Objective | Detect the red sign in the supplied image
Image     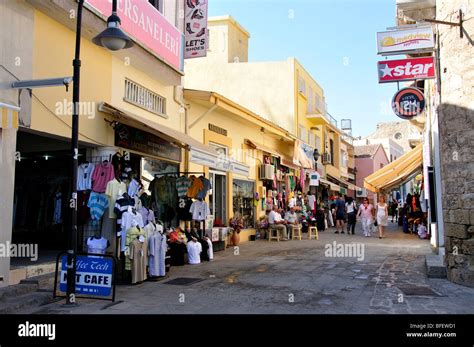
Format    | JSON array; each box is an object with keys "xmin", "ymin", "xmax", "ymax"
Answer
[
  {"xmin": 378, "ymin": 57, "xmax": 435, "ymax": 83},
  {"xmin": 85, "ymin": 0, "xmax": 184, "ymax": 72}
]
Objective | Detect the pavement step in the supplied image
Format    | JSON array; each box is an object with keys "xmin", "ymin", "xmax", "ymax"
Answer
[
  {"xmin": 0, "ymin": 283, "xmax": 38, "ymax": 302},
  {"xmin": 20, "ymin": 272, "xmax": 56, "ymax": 291},
  {"xmin": 425, "ymin": 254, "xmax": 447, "ymax": 279},
  {"xmin": 0, "ymin": 291, "xmax": 55, "ymax": 314}
]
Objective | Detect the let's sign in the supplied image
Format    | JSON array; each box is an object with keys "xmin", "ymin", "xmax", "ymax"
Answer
[{"xmin": 378, "ymin": 57, "xmax": 435, "ymax": 83}]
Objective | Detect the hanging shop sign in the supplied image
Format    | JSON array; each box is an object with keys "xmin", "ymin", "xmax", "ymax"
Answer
[
  {"xmin": 55, "ymin": 253, "xmax": 116, "ymax": 301},
  {"xmin": 293, "ymin": 140, "xmax": 315, "ymax": 169},
  {"xmin": 392, "ymin": 87, "xmax": 426, "ymax": 120},
  {"xmin": 377, "ymin": 26, "xmax": 434, "ymax": 55},
  {"xmin": 115, "ymin": 123, "xmax": 181, "ymax": 162},
  {"xmin": 184, "ymin": 0, "xmax": 208, "ymax": 59},
  {"xmin": 378, "ymin": 57, "xmax": 435, "ymax": 83},
  {"xmin": 309, "ymin": 172, "xmax": 320, "ymax": 186},
  {"xmin": 85, "ymin": 0, "xmax": 184, "ymax": 72}
]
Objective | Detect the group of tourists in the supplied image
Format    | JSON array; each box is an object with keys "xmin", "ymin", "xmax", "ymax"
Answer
[{"xmin": 332, "ymin": 193, "xmax": 389, "ymax": 239}]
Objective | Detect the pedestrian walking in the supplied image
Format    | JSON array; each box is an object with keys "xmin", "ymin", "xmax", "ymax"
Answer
[
  {"xmin": 345, "ymin": 197, "xmax": 357, "ymax": 235},
  {"xmin": 357, "ymin": 197, "xmax": 374, "ymax": 237},
  {"xmin": 334, "ymin": 193, "xmax": 346, "ymax": 234},
  {"xmin": 390, "ymin": 197, "xmax": 399, "ymax": 223},
  {"xmin": 376, "ymin": 196, "xmax": 389, "ymax": 239}
]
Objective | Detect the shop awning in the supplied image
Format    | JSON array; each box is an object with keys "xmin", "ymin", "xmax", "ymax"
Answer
[
  {"xmin": 99, "ymin": 102, "xmax": 220, "ymax": 164},
  {"xmin": 244, "ymin": 139, "xmax": 283, "ymax": 157},
  {"xmin": 99, "ymin": 102, "xmax": 250, "ymax": 175},
  {"xmin": 319, "ymin": 178, "xmax": 340, "ymax": 191},
  {"xmin": 364, "ymin": 144, "xmax": 423, "ymax": 193},
  {"xmin": 0, "ymin": 102, "xmax": 20, "ymax": 129}
]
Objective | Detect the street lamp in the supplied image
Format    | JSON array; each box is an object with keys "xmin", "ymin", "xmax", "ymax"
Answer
[
  {"xmin": 313, "ymin": 148, "xmax": 320, "ymax": 218},
  {"xmin": 353, "ymin": 167, "xmax": 358, "ymax": 199},
  {"xmin": 66, "ymin": 0, "xmax": 133, "ymax": 306}
]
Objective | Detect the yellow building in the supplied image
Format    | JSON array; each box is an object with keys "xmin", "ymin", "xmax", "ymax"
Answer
[
  {"xmin": 1, "ymin": 0, "xmax": 224, "ymax": 285},
  {"xmin": 183, "ymin": 89, "xmax": 296, "ymax": 241},
  {"xmin": 184, "ymin": 15, "xmax": 356, "ymax": 199}
]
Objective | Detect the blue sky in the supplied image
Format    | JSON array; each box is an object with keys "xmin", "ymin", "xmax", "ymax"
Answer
[{"xmin": 208, "ymin": 0, "xmax": 399, "ymax": 137}]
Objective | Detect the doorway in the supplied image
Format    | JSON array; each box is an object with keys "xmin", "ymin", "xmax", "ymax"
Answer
[{"xmin": 209, "ymin": 171, "xmax": 227, "ymax": 226}]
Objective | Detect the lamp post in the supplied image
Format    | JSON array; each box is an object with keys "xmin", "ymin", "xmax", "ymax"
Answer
[
  {"xmin": 313, "ymin": 148, "xmax": 320, "ymax": 214},
  {"xmin": 353, "ymin": 166, "xmax": 358, "ymax": 199},
  {"xmin": 65, "ymin": 0, "xmax": 133, "ymax": 306}
]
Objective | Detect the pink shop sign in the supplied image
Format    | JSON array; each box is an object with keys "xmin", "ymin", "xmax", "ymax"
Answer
[{"xmin": 85, "ymin": 0, "xmax": 184, "ymax": 72}]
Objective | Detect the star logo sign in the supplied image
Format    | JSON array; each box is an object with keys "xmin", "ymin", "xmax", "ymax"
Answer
[{"xmin": 380, "ymin": 64, "xmax": 393, "ymax": 77}]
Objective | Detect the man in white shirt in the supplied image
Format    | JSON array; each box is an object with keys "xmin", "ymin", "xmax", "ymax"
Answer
[
  {"xmin": 187, "ymin": 240, "xmax": 202, "ymax": 264},
  {"xmin": 268, "ymin": 206, "xmax": 288, "ymax": 240},
  {"xmin": 284, "ymin": 207, "xmax": 300, "ymax": 239}
]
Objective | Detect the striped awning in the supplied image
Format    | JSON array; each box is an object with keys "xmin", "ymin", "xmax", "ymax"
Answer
[{"xmin": 0, "ymin": 102, "xmax": 20, "ymax": 129}]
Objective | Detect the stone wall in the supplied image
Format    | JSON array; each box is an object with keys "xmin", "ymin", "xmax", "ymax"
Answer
[{"xmin": 437, "ymin": 0, "xmax": 474, "ymax": 287}]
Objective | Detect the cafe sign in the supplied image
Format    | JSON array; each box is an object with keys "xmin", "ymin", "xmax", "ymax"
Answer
[
  {"xmin": 377, "ymin": 26, "xmax": 434, "ymax": 55},
  {"xmin": 392, "ymin": 87, "xmax": 426, "ymax": 120}
]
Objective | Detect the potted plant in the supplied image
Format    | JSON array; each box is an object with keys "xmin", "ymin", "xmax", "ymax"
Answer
[{"xmin": 229, "ymin": 213, "xmax": 244, "ymax": 246}]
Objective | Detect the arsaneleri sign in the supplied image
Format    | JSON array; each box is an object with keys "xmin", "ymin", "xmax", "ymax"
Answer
[
  {"xmin": 85, "ymin": 0, "xmax": 184, "ymax": 72},
  {"xmin": 378, "ymin": 57, "xmax": 435, "ymax": 83}
]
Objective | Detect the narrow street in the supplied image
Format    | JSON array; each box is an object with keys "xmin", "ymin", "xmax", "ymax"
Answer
[{"xmin": 23, "ymin": 223, "xmax": 474, "ymax": 314}]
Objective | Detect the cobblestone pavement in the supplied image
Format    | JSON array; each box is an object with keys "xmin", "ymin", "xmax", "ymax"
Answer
[{"xmin": 21, "ymin": 223, "xmax": 474, "ymax": 314}]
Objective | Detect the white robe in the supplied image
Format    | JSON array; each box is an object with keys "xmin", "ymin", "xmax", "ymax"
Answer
[{"xmin": 148, "ymin": 233, "xmax": 167, "ymax": 277}]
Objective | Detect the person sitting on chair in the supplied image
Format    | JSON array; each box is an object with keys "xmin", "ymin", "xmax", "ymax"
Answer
[
  {"xmin": 268, "ymin": 205, "xmax": 288, "ymax": 240},
  {"xmin": 284, "ymin": 206, "xmax": 300, "ymax": 239}
]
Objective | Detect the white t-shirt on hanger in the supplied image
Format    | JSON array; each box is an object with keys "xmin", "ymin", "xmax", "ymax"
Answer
[{"xmin": 187, "ymin": 240, "xmax": 202, "ymax": 265}]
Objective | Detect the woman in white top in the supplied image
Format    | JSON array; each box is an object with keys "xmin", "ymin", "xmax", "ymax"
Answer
[{"xmin": 376, "ymin": 195, "xmax": 389, "ymax": 239}]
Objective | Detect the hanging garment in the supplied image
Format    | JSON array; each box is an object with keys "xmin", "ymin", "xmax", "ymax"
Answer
[
  {"xmin": 308, "ymin": 194, "xmax": 316, "ymax": 212},
  {"xmin": 148, "ymin": 232, "xmax": 167, "ymax": 277},
  {"xmin": 176, "ymin": 197, "xmax": 193, "ymax": 221},
  {"xmin": 300, "ymin": 168, "xmax": 305, "ymax": 192},
  {"xmin": 105, "ymin": 179, "xmax": 127, "ymax": 219},
  {"xmin": 121, "ymin": 209, "xmax": 144, "ymax": 251},
  {"xmin": 125, "ymin": 226, "xmax": 146, "ymax": 269},
  {"xmin": 77, "ymin": 163, "xmax": 95, "ymax": 191},
  {"xmin": 187, "ymin": 175, "xmax": 204, "ymax": 198},
  {"xmin": 176, "ymin": 176, "xmax": 192, "ymax": 198},
  {"xmin": 186, "ymin": 240, "xmax": 202, "ymax": 265},
  {"xmin": 91, "ymin": 161, "xmax": 115, "ymax": 193},
  {"xmin": 127, "ymin": 178, "xmax": 140, "ymax": 197},
  {"xmin": 206, "ymin": 238, "xmax": 213, "ymax": 260},
  {"xmin": 87, "ymin": 192, "xmax": 109, "ymax": 224},
  {"xmin": 196, "ymin": 176, "xmax": 212, "ymax": 199},
  {"xmin": 77, "ymin": 191, "xmax": 91, "ymax": 226},
  {"xmin": 87, "ymin": 236, "xmax": 108, "ymax": 255},
  {"xmin": 129, "ymin": 238, "xmax": 148, "ymax": 284},
  {"xmin": 53, "ymin": 192, "xmax": 62, "ymax": 225},
  {"xmin": 138, "ymin": 207, "xmax": 155, "ymax": 226},
  {"xmin": 114, "ymin": 193, "xmax": 135, "ymax": 228},
  {"xmin": 189, "ymin": 200, "xmax": 210, "ymax": 221}
]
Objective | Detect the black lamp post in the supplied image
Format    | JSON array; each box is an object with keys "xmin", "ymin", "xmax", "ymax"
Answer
[
  {"xmin": 66, "ymin": 0, "xmax": 133, "ymax": 306},
  {"xmin": 313, "ymin": 148, "xmax": 320, "ymax": 214},
  {"xmin": 353, "ymin": 166, "xmax": 358, "ymax": 199}
]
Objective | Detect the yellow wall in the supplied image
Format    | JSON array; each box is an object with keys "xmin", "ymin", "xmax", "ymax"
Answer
[
  {"xmin": 186, "ymin": 99, "xmax": 294, "ymax": 223},
  {"xmin": 31, "ymin": 10, "xmax": 183, "ymax": 149},
  {"xmin": 32, "ymin": 10, "xmax": 113, "ymax": 145}
]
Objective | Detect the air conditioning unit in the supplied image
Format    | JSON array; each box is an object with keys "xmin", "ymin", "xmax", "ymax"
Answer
[
  {"xmin": 259, "ymin": 164, "xmax": 275, "ymax": 180},
  {"xmin": 356, "ymin": 188, "xmax": 368, "ymax": 198},
  {"xmin": 322, "ymin": 153, "xmax": 332, "ymax": 164}
]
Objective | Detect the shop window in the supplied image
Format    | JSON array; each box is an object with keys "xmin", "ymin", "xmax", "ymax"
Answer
[
  {"xmin": 233, "ymin": 179, "xmax": 255, "ymax": 229},
  {"xmin": 148, "ymin": 0, "xmax": 163, "ymax": 13},
  {"xmin": 124, "ymin": 79, "xmax": 166, "ymax": 117}
]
